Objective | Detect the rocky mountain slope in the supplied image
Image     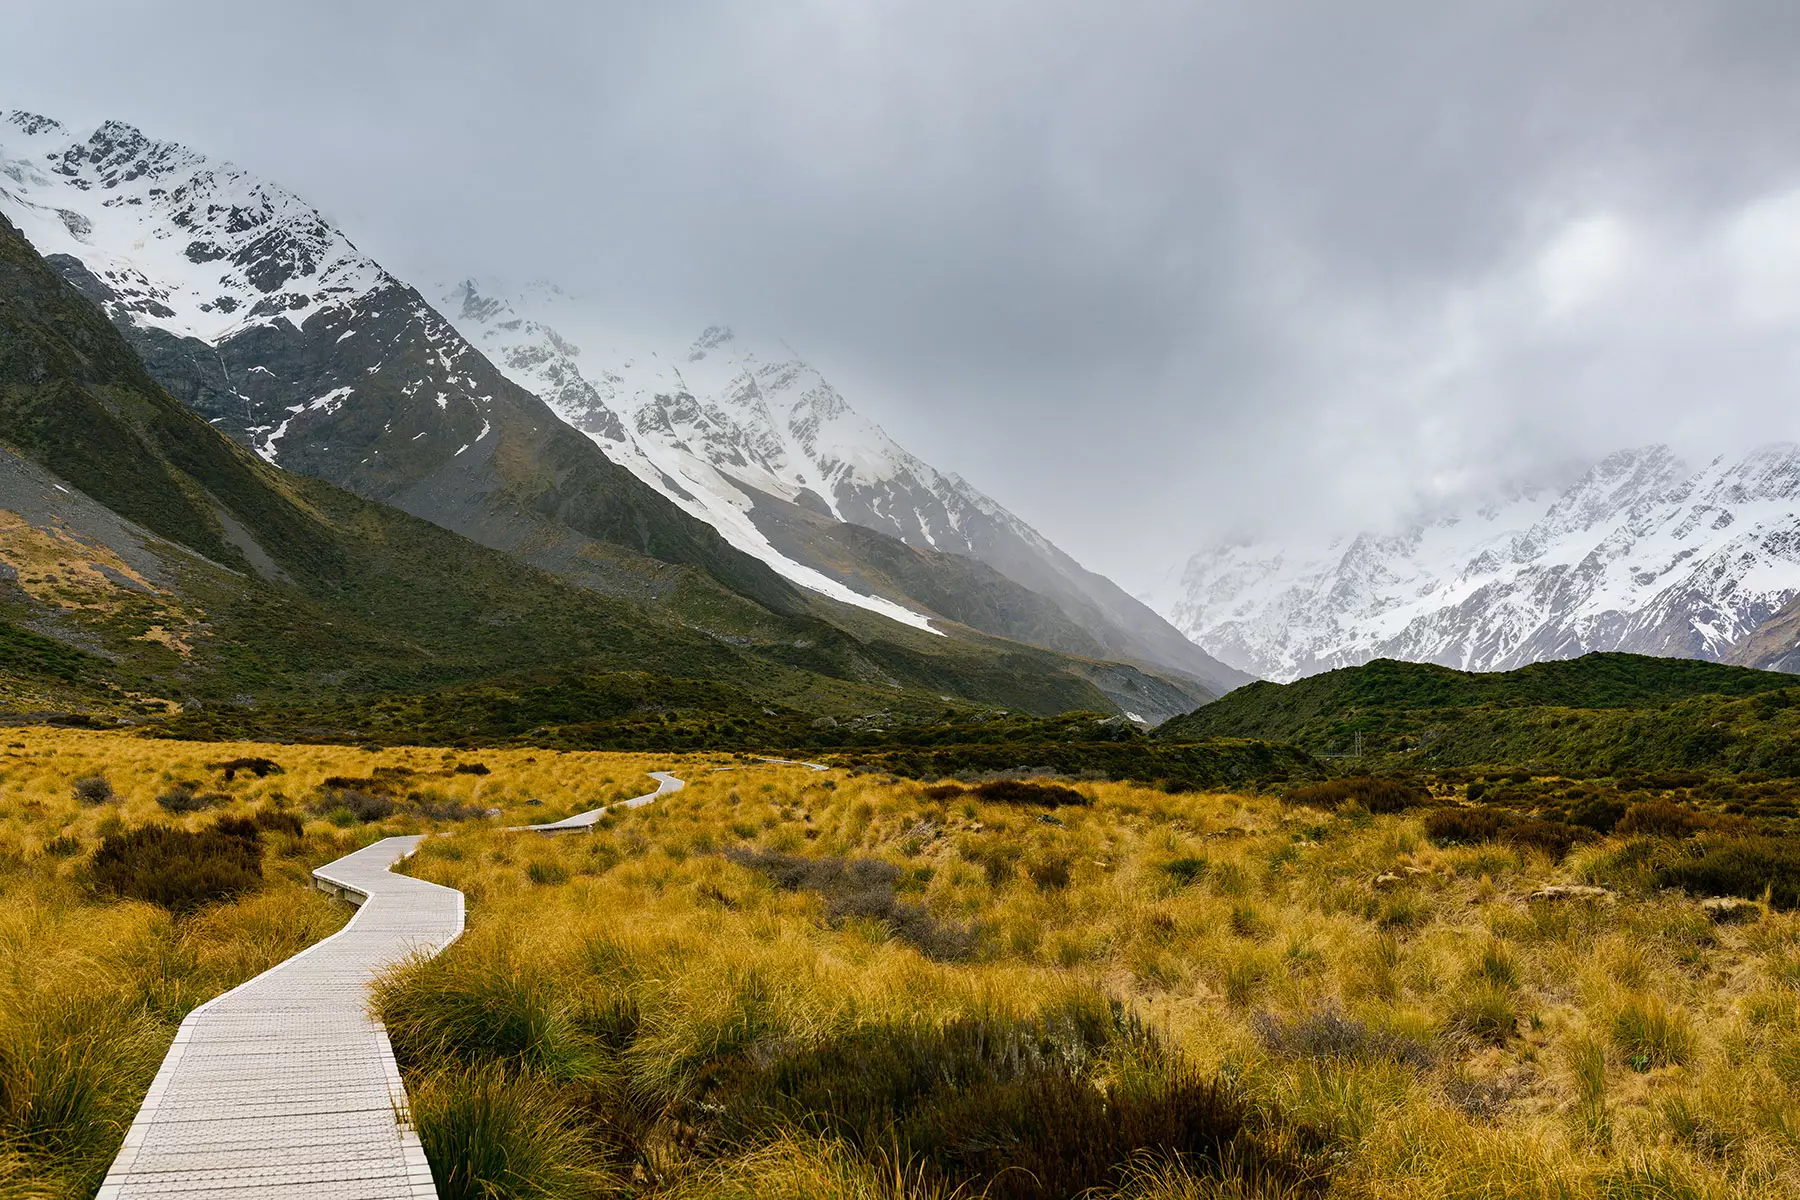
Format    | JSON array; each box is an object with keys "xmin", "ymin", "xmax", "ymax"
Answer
[
  {"xmin": 0, "ymin": 110, "xmax": 821, "ymax": 618},
  {"xmin": 0, "ymin": 206, "xmax": 1201, "ymax": 728},
  {"xmin": 0, "ymin": 111, "xmax": 1234, "ymax": 710},
  {"xmin": 1155, "ymin": 444, "xmax": 1800, "ymax": 681},
  {"xmin": 437, "ymin": 280, "xmax": 1249, "ymax": 695}
]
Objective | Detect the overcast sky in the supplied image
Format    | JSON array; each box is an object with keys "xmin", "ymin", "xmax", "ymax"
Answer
[{"xmin": 9, "ymin": 1, "xmax": 1800, "ymax": 589}]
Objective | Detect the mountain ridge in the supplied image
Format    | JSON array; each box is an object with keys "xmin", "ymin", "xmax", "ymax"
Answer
[{"xmin": 1156, "ymin": 443, "xmax": 1800, "ymax": 682}]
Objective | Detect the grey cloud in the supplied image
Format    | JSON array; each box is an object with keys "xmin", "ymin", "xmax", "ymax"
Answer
[{"xmin": 8, "ymin": 0, "xmax": 1800, "ymax": 588}]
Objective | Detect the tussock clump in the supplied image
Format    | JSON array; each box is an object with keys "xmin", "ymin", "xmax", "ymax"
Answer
[
  {"xmin": 155, "ymin": 783, "xmax": 229, "ymax": 814},
  {"xmin": 89, "ymin": 818, "xmax": 263, "ymax": 912},
  {"xmin": 1251, "ymin": 1006, "xmax": 1434, "ymax": 1070},
  {"xmin": 41, "ymin": 834, "xmax": 81, "ymax": 858},
  {"xmin": 724, "ymin": 848, "xmax": 979, "ymax": 961},
  {"xmin": 1161, "ymin": 856, "xmax": 1209, "ymax": 887},
  {"xmin": 409, "ymin": 1064, "xmax": 608, "ymax": 1199},
  {"xmin": 972, "ymin": 778, "xmax": 1089, "ymax": 807},
  {"xmin": 70, "ymin": 775, "xmax": 113, "ymax": 805},
  {"xmin": 1286, "ymin": 776, "xmax": 1427, "ymax": 813},
  {"xmin": 377, "ymin": 952, "xmax": 592, "ymax": 1079}
]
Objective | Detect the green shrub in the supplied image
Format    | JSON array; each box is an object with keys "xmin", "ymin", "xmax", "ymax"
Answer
[
  {"xmin": 1287, "ymin": 776, "xmax": 1427, "ymax": 813},
  {"xmin": 1251, "ymin": 1006, "xmax": 1433, "ymax": 1069},
  {"xmin": 208, "ymin": 756, "xmax": 282, "ymax": 781},
  {"xmin": 525, "ymin": 862, "xmax": 568, "ymax": 886},
  {"xmin": 377, "ymin": 953, "xmax": 591, "ymax": 1078},
  {"xmin": 312, "ymin": 789, "xmax": 398, "ymax": 823},
  {"xmin": 1568, "ymin": 795, "xmax": 1628, "ymax": 833},
  {"xmin": 1654, "ymin": 836, "xmax": 1800, "ymax": 910},
  {"xmin": 88, "ymin": 819, "xmax": 264, "ymax": 912}
]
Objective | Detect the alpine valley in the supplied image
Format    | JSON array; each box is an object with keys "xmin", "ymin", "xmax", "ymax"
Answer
[{"xmin": 0, "ymin": 110, "xmax": 1243, "ymax": 723}]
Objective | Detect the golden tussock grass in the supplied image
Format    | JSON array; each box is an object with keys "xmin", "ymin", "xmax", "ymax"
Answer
[{"xmin": 5, "ymin": 729, "xmax": 1800, "ymax": 1197}]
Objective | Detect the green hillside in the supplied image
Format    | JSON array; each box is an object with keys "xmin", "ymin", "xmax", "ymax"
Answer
[{"xmin": 1156, "ymin": 653, "xmax": 1800, "ymax": 774}]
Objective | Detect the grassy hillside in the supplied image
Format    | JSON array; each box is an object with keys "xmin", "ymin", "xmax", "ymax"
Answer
[{"xmin": 1158, "ymin": 654, "xmax": 1800, "ymax": 773}]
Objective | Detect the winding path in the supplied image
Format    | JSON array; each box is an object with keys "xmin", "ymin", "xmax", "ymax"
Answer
[{"xmin": 99, "ymin": 770, "xmax": 686, "ymax": 1198}]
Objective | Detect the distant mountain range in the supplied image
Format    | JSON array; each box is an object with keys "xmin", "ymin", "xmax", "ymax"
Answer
[
  {"xmin": 0, "ymin": 110, "xmax": 1234, "ymax": 721},
  {"xmin": 1153, "ymin": 444, "xmax": 1800, "ymax": 681}
]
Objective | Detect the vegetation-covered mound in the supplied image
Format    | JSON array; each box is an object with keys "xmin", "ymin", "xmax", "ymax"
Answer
[{"xmin": 1158, "ymin": 653, "xmax": 1800, "ymax": 775}]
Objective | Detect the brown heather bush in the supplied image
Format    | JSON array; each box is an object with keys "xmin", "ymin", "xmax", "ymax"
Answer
[
  {"xmin": 1616, "ymin": 797, "xmax": 1719, "ymax": 838},
  {"xmin": 724, "ymin": 847, "xmax": 979, "ymax": 961},
  {"xmin": 1286, "ymin": 775, "xmax": 1428, "ymax": 813},
  {"xmin": 89, "ymin": 817, "xmax": 264, "ymax": 912},
  {"xmin": 154, "ymin": 782, "xmax": 229, "ymax": 814},
  {"xmin": 1423, "ymin": 805, "xmax": 1513, "ymax": 844}
]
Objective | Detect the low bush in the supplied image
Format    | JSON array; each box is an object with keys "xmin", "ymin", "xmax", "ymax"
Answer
[
  {"xmin": 70, "ymin": 775, "xmax": 113, "ymax": 806},
  {"xmin": 1501, "ymin": 819, "xmax": 1597, "ymax": 861},
  {"xmin": 155, "ymin": 783, "xmax": 228, "ymax": 814},
  {"xmin": 312, "ymin": 789, "xmax": 399, "ymax": 823},
  {"xmin": 1423, "ymin": 806, "xmax": 1513, "ymax": 844},
  {"xmin": 1568, "ymin": 795, "xmax": 1629, "ymax": 833},
  {"xmin": 1287, "ymin": 776, "xmax": 1427, "ymax": 813},
  {"xmin": 208, "ymin": 756, "xmax": 282, "ymax": 781},
  {"xmin": 920, "ymin": 783, "xmax": 963, "ymax": 801},
  {"xmin": 416, "ymin": 797, "xmax": 491, "ymax": 822},
  {"xmin": 1654, "ymin": 836, "xmax": 1800, "ymax": 910},
  {"xmin": 1617, "ymin": 798, "xmax": 1716, "ymax": 838},
  {"xmin": 451, "ymin": 762, "xmax": 491, "ymax": 776},
  {"xmin": 724, "ymin": 848, "xmax": 979, "ymax": 961},
  {"xmin": 251, "ymin": 808, "xmax": 305, "ymax": 838},
  {"xmin": 88, "ymin": 819, "xmax": 264, "ymax": 912},
  {"xmin": 972, "ymin": 778, "xmax": 1089, "ymax": 807}
]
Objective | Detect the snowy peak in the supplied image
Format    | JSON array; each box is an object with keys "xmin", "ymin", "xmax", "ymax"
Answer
[
  {"xmin": 1160, "ymin": 443, "xmax": 1800, "ymax": 681},
  {"xmin": 0, "ymin": 111, "xmax": 384, "ymax": 342},
  {"xmin": 435, "ymin": 280, "xmax": 1250, "ymax": 692}
]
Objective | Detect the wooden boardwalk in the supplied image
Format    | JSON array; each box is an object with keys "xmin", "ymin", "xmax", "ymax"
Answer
[
  {"xmin": 97, "ymin": 836, "xmax": 464, "ymax": 1199},
  {"xmin": 516, "ymin": 770, "xmax": 685, "ymax": 831}
]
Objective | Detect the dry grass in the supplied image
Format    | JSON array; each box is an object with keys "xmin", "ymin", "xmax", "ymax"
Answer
[{"xmin": 9, "ymin": 729, "xmax": 1800, "ymax": 1196}]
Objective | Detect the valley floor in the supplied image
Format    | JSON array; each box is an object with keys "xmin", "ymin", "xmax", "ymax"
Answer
[{"xmin": 5, "ymin": 731, "xmax": 1799, "ymax": 1198}]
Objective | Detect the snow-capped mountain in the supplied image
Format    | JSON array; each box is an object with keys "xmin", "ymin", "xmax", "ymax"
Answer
[
  {"xmin": 437, "ymin": 280, "xmax": 1250, "ymax": 694},
  {"xmin": 0, "ymin": 109, "xmax": 1236, "ymax": 712},
  {"xmin": 1155, "ymin": 444, "xmax": 1800, "ymax": 681},
  {"xmin": 0, "ymin": 110, "xmax": 820, "ymax": 618}
]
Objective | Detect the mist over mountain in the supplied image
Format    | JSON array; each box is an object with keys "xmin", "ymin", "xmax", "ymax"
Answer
[{"xmin": 1155, "ymin": 444, "xmax": 1800, "ymax": 681}]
